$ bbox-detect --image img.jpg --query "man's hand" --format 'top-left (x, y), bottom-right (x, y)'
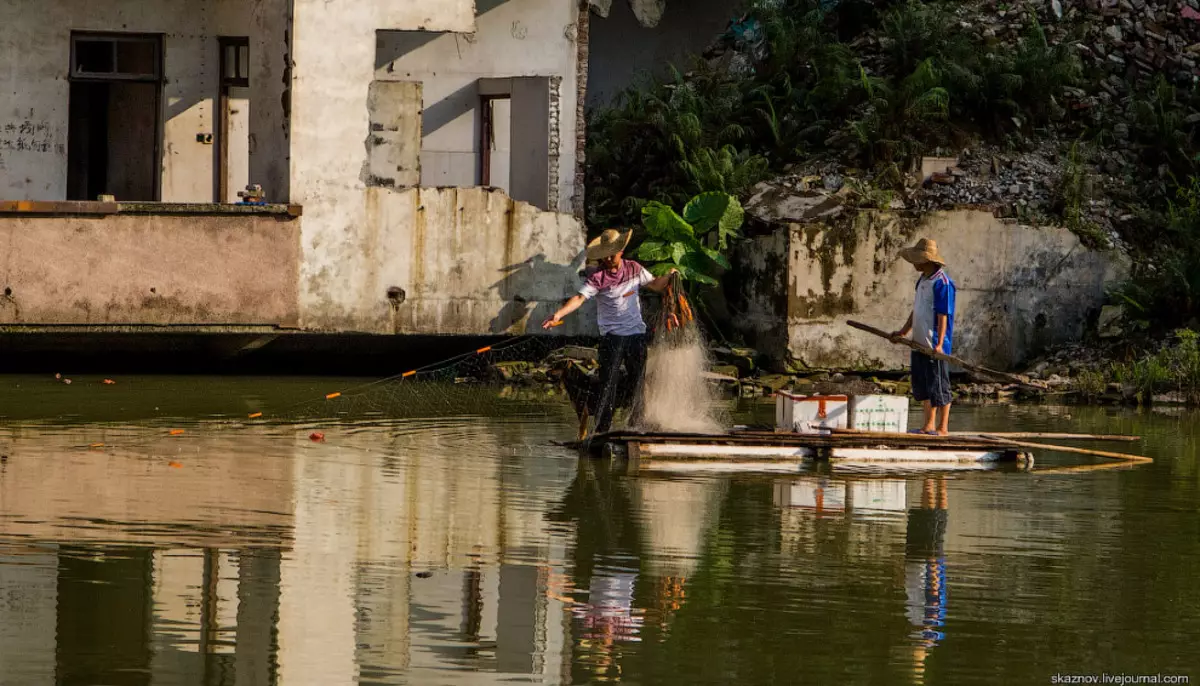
top-left (542, 315), bottom-right (562, 330)
top-left (890, 329), bottom-right (908, 342)
top-left (934, 342), bottom-right (944, 354)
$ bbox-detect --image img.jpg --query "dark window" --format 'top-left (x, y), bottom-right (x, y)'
top-left (71, 33), bottom-right (161, 81)
top-left (219, 37), bottom-right (250, 88)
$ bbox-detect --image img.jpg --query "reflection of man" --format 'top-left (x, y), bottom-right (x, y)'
top-left (572, 568), bottom-right (644, 682)
top-left (904, 476), bottom-right (949, 680)
top-left (542, 229), bottom-right (675, 433)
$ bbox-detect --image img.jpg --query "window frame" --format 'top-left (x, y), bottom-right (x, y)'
top-left (69, 32), bottom-right (163, 83)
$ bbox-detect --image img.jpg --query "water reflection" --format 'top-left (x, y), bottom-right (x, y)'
top-left (0, 400), bottom-right (1196, 684)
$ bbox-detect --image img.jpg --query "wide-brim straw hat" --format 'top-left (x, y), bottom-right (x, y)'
top-left (899, 238), bottom-right (945, 266)
top-left (586, 228), bottom-right (633, 262)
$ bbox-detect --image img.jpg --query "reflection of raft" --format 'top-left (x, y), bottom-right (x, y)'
top-left (571, 429), bottom-right (1033, 474)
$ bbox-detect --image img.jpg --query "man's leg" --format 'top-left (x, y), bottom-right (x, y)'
top-left (911, 351), bottom-right (937, 433)
top-left (623, 334), bottom-right (649, 427)
top-left (593, 335), bottom-right (623, 434)
top-left (931, 358), bottom-right (953, 435)
top-left (922, 401), bottom-right (936, 433)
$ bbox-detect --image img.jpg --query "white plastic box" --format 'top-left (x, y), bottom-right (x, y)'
top-left (775, 392), bottom-right (849, 434)
top-left (848, 395), bottom-right (910, 433)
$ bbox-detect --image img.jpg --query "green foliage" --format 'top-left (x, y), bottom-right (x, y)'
top-left (586, 0), bottom-right (1086, 226)
top-left (633, 192), bottom-right (744, 285)
top-left (845, 59), bottom-right (949, 167)
top-left (1117, 176), bottom-right (1200, 326)
top-left (1132, 77), bottom-right (1197, 179)
top-left (1101, 330), bottom-right (1200, 405)
top-left (1056, 141), bottom-right (1109, 249)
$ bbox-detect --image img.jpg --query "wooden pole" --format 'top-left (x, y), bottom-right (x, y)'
top-left (974, 434), bottom-right (1153, 463)
top-left (846, 320), bottom-right (1048, 390)
top-left (946, 431), bottom-right (1140, 442)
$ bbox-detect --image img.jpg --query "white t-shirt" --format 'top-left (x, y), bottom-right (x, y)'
top-left (578, 260), bottom-right (655, 336)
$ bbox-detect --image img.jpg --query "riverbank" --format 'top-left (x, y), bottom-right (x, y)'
top-left (499, 333), bottom-right (1200, 409)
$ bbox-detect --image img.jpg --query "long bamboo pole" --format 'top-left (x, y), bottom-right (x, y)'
top-left (974, 434), bottom-right (1153, 463)
top-left (947, 431), bottom-right (1140, 442)
top-left (846, 320), bottom-right (1048, 390)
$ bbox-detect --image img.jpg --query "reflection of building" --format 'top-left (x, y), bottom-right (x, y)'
top-left (0, 417), bottom-right (581, 684)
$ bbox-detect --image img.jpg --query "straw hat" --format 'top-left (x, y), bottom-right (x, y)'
top-left (586, 228), bottom-right (633, 261)
top-left (899, 238), bottom-right (945, 266)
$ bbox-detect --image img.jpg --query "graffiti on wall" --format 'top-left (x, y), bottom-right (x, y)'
top-left (0, 119), bottom-right (58, 155)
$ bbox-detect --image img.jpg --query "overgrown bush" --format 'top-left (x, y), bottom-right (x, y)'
top-left (584, 0), bottom-right (1084, 228)
top-left (1117, 176), bottom-right (1200, 327)
top-left (1101, 330), bottom-right (1200, 404)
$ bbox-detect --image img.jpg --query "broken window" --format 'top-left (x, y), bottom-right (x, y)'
top-left (480, 95), bottom-right (511, 192)
top-left (476, 77), bottom-right (551, 209)
top-left (218, 37), bottom-right (251, 202)
top-left (67, 33), bottom-right (163, 202)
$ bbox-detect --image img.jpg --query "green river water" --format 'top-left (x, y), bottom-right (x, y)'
top-left (0, 374), bottom-right (1196, 685)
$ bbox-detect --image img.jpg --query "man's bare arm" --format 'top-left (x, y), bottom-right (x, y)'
top-left (542, 295), bottom-right (586, 329)
top-left (892, 313), bottom-right (914, 340)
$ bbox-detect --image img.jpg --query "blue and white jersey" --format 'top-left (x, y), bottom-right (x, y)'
top-left (912, 268), bottom-right (956, 354)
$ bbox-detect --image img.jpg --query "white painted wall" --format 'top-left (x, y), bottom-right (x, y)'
top-left (0, 0), bottom-right (264, 202)
top-left (376, 0), bottom-right (581, 213)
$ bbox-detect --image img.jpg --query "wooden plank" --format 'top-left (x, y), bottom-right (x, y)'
top-left (636, 443), bottom-right (816, 460)
top-left (846, 320), bottom-right (1048, 390)
top-left (638, 460), bottom-right (809, 474)
top-left (830, 447), bottom-right (1009, 463)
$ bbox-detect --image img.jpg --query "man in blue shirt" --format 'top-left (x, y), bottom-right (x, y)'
top-left (891, 238), bottom-right (956, 435)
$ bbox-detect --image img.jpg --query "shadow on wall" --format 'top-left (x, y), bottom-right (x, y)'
top-left (489, 250), bottom-right (589, 334)
top-left (374, 0), bottom-right (514, 71)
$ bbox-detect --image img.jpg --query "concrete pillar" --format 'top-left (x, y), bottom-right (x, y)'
top-left (249, 0), bottom-right (293, 203)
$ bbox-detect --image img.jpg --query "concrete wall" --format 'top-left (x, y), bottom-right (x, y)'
top-left (733, 210), bottom-right (1125, 371)
top-left (0, 209), bottom-right (300, 326)
top-left (587, 0), bottom-right (740, 106)
top-left (290, 0), bottom-right (585, 333)
top-left (375, 0), bottom-right (582, 212)
top-left (303, 186), bottom-right (593, 335)
top-left (0, 0), bottom-right (279, 202)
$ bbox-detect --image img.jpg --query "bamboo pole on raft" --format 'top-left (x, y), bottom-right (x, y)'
top-left (945, 432), bottom-right (1140, 442)
top-left (971, 434), bottom-right (1153, 463)
top-left (845, 320), bottom-right (1048, 390)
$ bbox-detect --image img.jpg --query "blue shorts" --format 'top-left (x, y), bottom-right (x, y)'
top-left (911, 351), bottom-right (952, 407)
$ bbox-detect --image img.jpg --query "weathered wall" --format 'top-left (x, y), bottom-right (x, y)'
top-left (375, 0), bottom-right (582, 212)
top-left (587, 0), bottom-right (740, 106)
top-left (733, 210), bottom-right (1125, 371)
top-left (303, 186), bottom-right (593, 335)
top-left (0, 210), bottom-right (301, 326)
top-left (0, 0), bottom-right (276, 202)
top-left (291, 1), bottom-right (588, 334)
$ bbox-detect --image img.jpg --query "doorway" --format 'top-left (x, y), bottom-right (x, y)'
top-left (66, 33), bottom-right (163, 202)
top-left (217, 37), bottom-right (251, 202)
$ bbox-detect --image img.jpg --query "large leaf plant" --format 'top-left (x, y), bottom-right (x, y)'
top-left (632, 192), bottom-right (745, 285)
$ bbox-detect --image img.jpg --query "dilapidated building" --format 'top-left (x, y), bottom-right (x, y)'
top-left (0, 0), bottom-right (596, 364)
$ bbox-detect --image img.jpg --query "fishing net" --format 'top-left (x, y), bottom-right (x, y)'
top-left (632, 274), bottom-right (727, 434)
top-left (238, 335), bottom-right (592, 425)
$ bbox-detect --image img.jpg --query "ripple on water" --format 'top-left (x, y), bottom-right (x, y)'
top-left (0, 401), bottom-right (1197, 684)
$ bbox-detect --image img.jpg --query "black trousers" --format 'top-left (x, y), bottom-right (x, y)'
top-left (593, 333), bottom-right (648, 434)
top-left (911, 351), bottom-right (953, 408)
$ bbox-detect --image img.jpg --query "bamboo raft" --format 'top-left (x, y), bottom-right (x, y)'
top-left (566, 427), bottom-right (1151, 475)
top-left (569, 429), bottom-right (1034, 474)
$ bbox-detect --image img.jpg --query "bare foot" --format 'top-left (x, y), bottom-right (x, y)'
top-left (936, 429), bottom-right (949, 436)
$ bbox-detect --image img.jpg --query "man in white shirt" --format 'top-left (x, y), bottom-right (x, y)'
top-left (543, 229), bottom-right (676, 433)
top-left (891, 238), bottom-right (957, 435)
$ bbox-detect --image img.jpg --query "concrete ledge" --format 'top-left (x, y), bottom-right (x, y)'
top-left (0, 200), bottom-right (302, 217)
